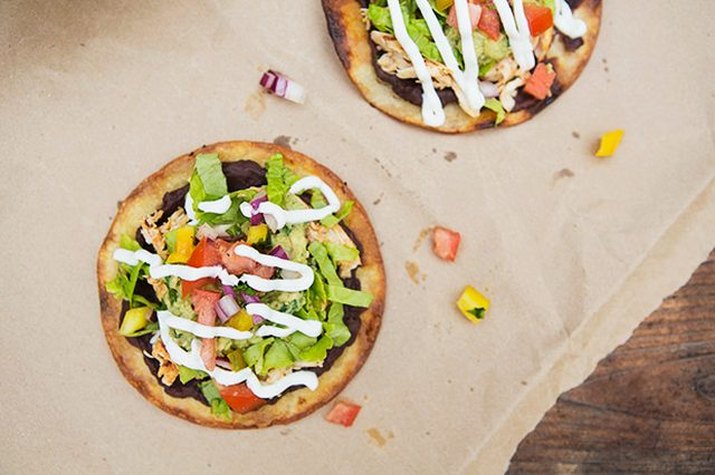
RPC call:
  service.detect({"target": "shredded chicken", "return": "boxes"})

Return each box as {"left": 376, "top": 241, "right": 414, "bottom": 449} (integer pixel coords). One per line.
{"left": 370, "top": 31, "right": 481, "bottom": 117}
{"left": 499, "top": 77, "right": 525, "bottom": 112}
{"left": 140, "top": 208, "right": 189, "bottom": 259}
{"left": 151, "top": 340, "right": 179, "bottom": 386}
{"left": 533, "top": 29, "right": 554, "bottom": 62}
{"left": 147, "top": 277, "right": 169, "bottom": 302}
{"left": 307, "top": 222, "right": 361, "bottom": 279}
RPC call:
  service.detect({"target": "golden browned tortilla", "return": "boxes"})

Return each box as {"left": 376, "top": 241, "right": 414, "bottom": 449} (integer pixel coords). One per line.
{"left": 322, "top": 0, "right": 602, "bottom": 133}
{"left": 96, "top": 141, "right": 386, "bottom": 428}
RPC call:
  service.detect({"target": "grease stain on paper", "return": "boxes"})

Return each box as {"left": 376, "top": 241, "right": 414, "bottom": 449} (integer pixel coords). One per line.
{"left": 553, "top": 168, "right": 575, "bottom": 183}
{"left": 244, "top": 90, "right": 266, "bottom": 120}
{"left": 413, "top": 226, "right": 433, "bottom": 252}
{"left": 273, "top": 135, "right": 298, "bottom": 149}
{"left": 444, "top": 151, "right": 458, "bottom": 162}
{"left": 367, "top": 428, "right": 394, "bottom": 448}
{"left": 405, "top": 261, "right": 425, "bottom": 284}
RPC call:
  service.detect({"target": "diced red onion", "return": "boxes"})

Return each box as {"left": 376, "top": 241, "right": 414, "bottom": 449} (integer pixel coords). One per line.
{"left": 251, "top": 193, "right": 268, "bottom": 209}
{"left": 248, "top": 194, "right": 268, "bottom": 225}
{"left": 241, "top": 292, "right": 261, "bottom": 304}
{"left": 250, "top": 212, "right": 264, "bottom": 226}
{"left": 269, "top": 245, "right": 289, "bottom": 260}
{"left": 222, "top": 285, "right": 236, "bottom": 299}
{"left": 216, "top": 295, "right": 240, "bottom": 323}
{"left": 479, "top": 80, "right": 500, "bottom": 99}
{"left": 215, "top": 358, "right": 232, "bottom": 370}
{"left": 260, "top": 70, "right": 306, "bottom": 104}
{"left": 252, "top": 315, "right": 264, "bottom": 325}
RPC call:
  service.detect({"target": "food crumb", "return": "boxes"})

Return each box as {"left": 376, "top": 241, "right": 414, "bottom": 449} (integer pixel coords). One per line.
{"left": 280, "top": 429, "right": 291, "bottom": 435}
{"left": 367, "top": 428, "right": 388, "bottom": 447}
{"left": 444, "top": 151, "right": 458, "bottom": 162}
{"left": 405, "top": 261, "right": 425, "bottom": 284}
{"left": 521, "top": 381, "right": 528, "bottom": 386}
{"left": 571, "top": 131, "right": 580, "bottom": 139}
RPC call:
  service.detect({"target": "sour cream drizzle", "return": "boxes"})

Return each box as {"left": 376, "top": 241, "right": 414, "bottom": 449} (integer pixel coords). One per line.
{"left": 197, "top": 195, "right": 232, "bottom": 214}
{"left": 415, "top": 0, "right": 484, "bottom": 113}
{"left": 386, "top": 0, "right": 445, "bottom": 126}
{"left": 554, "top": 0, "right": 586, "bottom": 39}
{"left": 240, "top": 176, "right": 340, "bottom": 231}
{"left": 492, "top": 0, "right": 535, "bottom": 71}
{"left": 249, "top": 303, "right": 323, "bottom": 338}
{"left": 233, "top": 245, "right": 314, "bottom": 292}
{"left": 157, "top": 311, "right": 318, "bottom": 398}
{"left": 184, "top": 193, "right": 198, "bottom": 225}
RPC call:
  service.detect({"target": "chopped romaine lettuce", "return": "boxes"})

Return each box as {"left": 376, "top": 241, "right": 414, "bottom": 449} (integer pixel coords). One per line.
{"left": 308, "top": 242, "right": 342, "bottom": 287}
{"left": 299, "top": 335, "right": 334, "bottom": 363}
{"left": 199, "top": 380, "right": 231, "bottom": 420}
{"left": 263, "top": 340, "right": 295, "bottom": 373}
{"left": 189, "top": 153, "right": 228, "bottom": 204}
{"left": 324, "top": 302, "right": 351, "bottom": 347}
{"left": 243, "top": 337, "right": 274, "bottom": 375}
{"left": 325, "top": 242, "right": 359, "bottom": 264}
{"left": 326, "top": 285, "right": 374, "bottom": 308}
{"left": 265, "top": 154, "right": 298, "bottom": 206}
{"left": 483, "top": 98, "right": 506, "bottom": 125}
{"left": 321, "top": 200, "right": 354, "bottom": 228}
{"left": 178, "top": 365, "right": 208, "bottom": 384}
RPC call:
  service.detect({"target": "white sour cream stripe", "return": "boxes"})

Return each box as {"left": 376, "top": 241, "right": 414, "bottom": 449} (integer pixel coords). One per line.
{"left": 414, "top": 0, "right": 484, "bottom": 113}
{"left": 234, "top": 245, "right": 314, "bottom": 292}
{"left": 113, "top": 248, "right": 162, "bottom": 267}
{"left": 157, "top": 312, "right": 318, "bottom": 398}
{"left": 554, "top": 0, "right": 586, "bottom": 39}
{"left": 240, "top": 176, "right": 341, "bottom": 231}
{"left": 150, "top": 264, "right": 239, "bottom": 286}
{"left": 248, "top": 303, "right": 323, "bottom": 338}
{"left": 184, "top": 193, "right": 198, "bottom": 225}
{"left": 492, "top": 0, "right": 535, "bottom": 71}
{"left": 386, "top": 0, "right": 446, "bottom": 126}
{"left": 159, "top": 310, "right": 253, "bottom": 340}
{"left": 197, "top": 195, "right": 232, "bottom": 214}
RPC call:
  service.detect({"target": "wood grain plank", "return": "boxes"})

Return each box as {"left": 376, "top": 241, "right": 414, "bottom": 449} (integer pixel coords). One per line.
{"left": 508, "top": 251, "right": 715, "bottom": 474}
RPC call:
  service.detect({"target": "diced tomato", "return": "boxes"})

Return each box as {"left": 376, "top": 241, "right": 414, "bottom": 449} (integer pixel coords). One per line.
{"left": 523, "top": 4, "right": 553, "bottom": 37}
{"left": 181, "top": 238, "right": 223, "bottom": 297}
{"left": 215, "top": 240, "right": 275, "bottom": 279}
{"left": 191, "top": 289, "right": 220, "bottom": 371}
{"left": 432, "top": 226, "right": 461, "bottom": 262}
{"left": 523, "top": 63, "right": 556, "bottom": 100}
{"left": 447, "top": 3, "right": 482, "bottom": 31}
{"left": 218, "top": 383, "right": 266, "bottom": 414}
{"left": 475, "top": 0, "right": 501, "bottom": 41}
{"left": 325, "top": 400, "right": 362, "bottom": 427}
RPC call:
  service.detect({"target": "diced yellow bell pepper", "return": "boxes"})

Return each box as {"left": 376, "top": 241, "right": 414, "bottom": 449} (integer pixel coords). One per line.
{"left": 595, "top": 129, "right": 625, "bottom": 158}
{"left": 226, "top": 309, "right": 254, "bottom": 331}
{"left": 246, "top": 224, "right": 269, "bottom": 245}
{"left": 119, "top": 307, "right": 153, "bottom": 336}
{"left": 435, "top": 0, "right": 454, "bottom": 12}
{"left": 457, "top": 285, "right": 490, "bottom": 324}
{"left": 166, "top": 226, "right": 195, "bottom": 263}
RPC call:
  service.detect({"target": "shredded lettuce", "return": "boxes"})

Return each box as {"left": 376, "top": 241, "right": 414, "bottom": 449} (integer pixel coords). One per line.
{"left": 243, "top": 338, "right": 274, "bottom": 375}
{"left": 106, "top": 235, "right": 153, "bottom": 308}
{"left": 263, "top": 340, "right": 295, "bottom": 373}
{"left": 367, "top": 4, "right": 393, "bottom": 33}
{"left": 326, "top": 285, "right": 374, "bottom": 308}
{"left": 367, "top": 3, "right": 442, "bottom": 63}
{"left": 325, "top": 242, "right": 359, "bottom": 264}
{"left": 199, "top": 380, "right": 231, "bottom": 420}
{"left": 308, "top": 242, "right": 342, "bottom": 287}
{"left": 178, "top": 365, "right": 208, "bottom": 384}
{"left": 321, "top": 200, "right": 355, "bottom": 228}
{"left": 265, "top": 154, "right": 298, "bottom": 206}
{"left": 483, "top": 98, "right": 506, "bottom": 125}
{"left": 324, "top": 302, "right": 351, "bottom": 347}
{"left": 189, "top": 153, "right": 228, "bottom": 203}
{"left": 299, "top": 335, "right": 334, "bottom": 362}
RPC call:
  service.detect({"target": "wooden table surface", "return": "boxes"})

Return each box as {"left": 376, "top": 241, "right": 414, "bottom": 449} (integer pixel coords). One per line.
{"left": 508, "top": 250, "right": 715, "bottom": 473}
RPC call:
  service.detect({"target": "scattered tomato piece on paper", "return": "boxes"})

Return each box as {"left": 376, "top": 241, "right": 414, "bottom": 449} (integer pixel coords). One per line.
{"left": 595, "top": 129, "right": 624, "bottom": 157}
{"left": 432, "top": 226, "right": 461, "bottom": 262}
{"left": 325, "top": 400, "right": 361, "bottom": 427}
{"left": 457, "top": 286, "right": 490, "bottom": 323}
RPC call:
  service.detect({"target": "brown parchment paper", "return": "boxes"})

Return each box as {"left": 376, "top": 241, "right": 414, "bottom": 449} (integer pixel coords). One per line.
{"left": 1, "top": 1, "right": 714, "bottom": 473}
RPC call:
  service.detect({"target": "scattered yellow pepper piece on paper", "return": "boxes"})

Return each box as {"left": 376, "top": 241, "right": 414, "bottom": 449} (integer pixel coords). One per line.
{"left": 595, "top": 129, "right": 625, "bottom": 157}
{"left": 457, "top": 285, "right": 490, "bottom": 324}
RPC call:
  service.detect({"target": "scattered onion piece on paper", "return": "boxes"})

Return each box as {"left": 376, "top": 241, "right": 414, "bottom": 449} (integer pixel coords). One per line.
{"left": 595, "top": 129, "right": 625, "bottom": 157}
{"left": 457, "top": 285, "right": 490, "bottom": 324}
{"left": 325, "top": 400, "right": 362, "bottom": 427}
{"left": 260, "top": 70, "right": 306, "bottom": 104}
